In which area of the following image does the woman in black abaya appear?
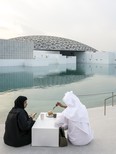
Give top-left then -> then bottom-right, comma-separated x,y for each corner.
4,96 -> 35,147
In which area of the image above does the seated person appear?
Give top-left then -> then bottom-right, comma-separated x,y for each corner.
4,96 -> 36,147
55,91 -> 94,146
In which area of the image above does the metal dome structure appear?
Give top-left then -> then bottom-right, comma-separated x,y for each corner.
10,35 -> 97,52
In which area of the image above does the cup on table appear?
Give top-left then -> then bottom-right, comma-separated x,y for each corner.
53,113 -> 57,118
40,113 -> 44,120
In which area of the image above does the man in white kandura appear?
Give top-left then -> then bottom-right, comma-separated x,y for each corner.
55,91 -> 93,146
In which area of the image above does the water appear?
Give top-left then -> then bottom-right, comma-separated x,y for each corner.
0,63 -> 116,123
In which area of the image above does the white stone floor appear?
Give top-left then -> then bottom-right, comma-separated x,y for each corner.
0,106 -> 116,154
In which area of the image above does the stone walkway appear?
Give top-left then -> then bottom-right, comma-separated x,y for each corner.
0,106 -> 116,154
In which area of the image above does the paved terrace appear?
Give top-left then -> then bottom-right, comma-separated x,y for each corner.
0,106 -> 116,154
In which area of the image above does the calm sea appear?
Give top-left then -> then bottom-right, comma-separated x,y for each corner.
0,63 -> 116,123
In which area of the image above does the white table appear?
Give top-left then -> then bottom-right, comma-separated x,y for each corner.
32,112 -> 60,147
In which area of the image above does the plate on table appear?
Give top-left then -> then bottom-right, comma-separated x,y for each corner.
46,113 -> 54,118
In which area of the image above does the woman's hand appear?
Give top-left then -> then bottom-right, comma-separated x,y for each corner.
29,113 -> 37,119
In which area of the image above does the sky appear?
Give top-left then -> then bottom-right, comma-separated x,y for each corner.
0,0 -> 116,51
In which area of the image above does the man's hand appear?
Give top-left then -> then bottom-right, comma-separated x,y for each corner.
56,102 -> 67,108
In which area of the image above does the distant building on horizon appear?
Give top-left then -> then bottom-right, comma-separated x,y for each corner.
0,35 -> 116,66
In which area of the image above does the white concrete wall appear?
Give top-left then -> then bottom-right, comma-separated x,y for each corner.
1,50 -> 116,66
0,59 -> 26,66
33,50 -> 60,59
0,39 -> 33,59
76,51 -> 116,64
0,59 -> 49,67
0,49 -> 76,66
66,56 -> 76,63
33,50 -> 75,65
0,56 -> 75,66
76,52 -> 87,63
109,52 -> 116,64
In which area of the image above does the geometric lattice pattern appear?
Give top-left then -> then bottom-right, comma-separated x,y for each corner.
10,35 -> 97,52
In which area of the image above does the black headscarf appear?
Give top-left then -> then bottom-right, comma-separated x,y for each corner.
14,96 -> 27,109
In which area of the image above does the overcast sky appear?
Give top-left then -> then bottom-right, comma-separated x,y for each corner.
0,0 -> 116,51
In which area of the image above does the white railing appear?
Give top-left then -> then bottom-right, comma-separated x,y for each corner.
104,92 -> 116,115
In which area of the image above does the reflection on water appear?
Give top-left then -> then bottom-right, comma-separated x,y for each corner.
0,63 -> 116,92
0,64 -> 85,92
0,63 -> 116,123
77,63 -> 116,76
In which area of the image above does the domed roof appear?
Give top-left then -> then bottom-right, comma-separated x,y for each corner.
10,35 -> 97,52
